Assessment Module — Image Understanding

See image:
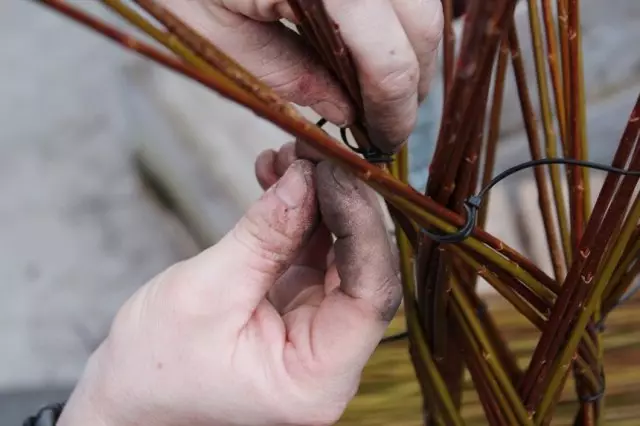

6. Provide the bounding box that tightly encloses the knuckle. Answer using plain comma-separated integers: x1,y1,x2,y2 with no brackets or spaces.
363,58,420,147
374,273,403,322
423,0,444,47
233,212,294,271
367,58,420,106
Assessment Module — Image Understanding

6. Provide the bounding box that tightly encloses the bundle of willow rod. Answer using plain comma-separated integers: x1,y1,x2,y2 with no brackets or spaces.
32,0,640,425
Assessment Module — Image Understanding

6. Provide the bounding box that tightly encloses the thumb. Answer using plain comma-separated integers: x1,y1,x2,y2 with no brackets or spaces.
189,160,319,313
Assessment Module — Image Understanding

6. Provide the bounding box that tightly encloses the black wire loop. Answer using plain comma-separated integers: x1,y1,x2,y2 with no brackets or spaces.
340,127,394,164
376,157,640,345
315,118,393,163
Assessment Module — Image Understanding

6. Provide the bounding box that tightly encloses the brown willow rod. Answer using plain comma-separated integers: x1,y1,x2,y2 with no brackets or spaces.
391,153,464,426
556,0,576,232
521,152,599,426
541,0,568,151
600,226,640,316
97,0,231,80
450,246,598,385
567,0,587,246
451,66,493,215
38,0,560,309
427,0,515,200
455,265,522,382
526,172,640,411
421,50,495,407
478,40,509,229
32,0,236,98
605,226,640,296
522,115,640,411
395,249,465,426
287,0,377,155
508,26,566,282
557,0,572,157
432,11,512,203
432,62,495,405
602,260,640,317
442,0,455,100
519,95,640,406
288,1,350,116
536,192,640,421
389,155,445,423
599,105,640,299
130,0,285,109
462,343,509,426
288,0,361,109
452,302,517,426
527,0,572,267
450,276,532,426
570,0,592,222
418,4,514,385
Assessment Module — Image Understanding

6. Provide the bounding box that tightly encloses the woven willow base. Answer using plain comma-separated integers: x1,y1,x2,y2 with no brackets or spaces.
340,293,640,426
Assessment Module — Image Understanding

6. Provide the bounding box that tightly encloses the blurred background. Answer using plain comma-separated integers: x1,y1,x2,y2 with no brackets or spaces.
1,0,638,423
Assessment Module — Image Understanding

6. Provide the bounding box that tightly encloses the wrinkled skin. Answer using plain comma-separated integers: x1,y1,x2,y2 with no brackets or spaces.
59,148,402,426
58,1,444,424
160,0,443,150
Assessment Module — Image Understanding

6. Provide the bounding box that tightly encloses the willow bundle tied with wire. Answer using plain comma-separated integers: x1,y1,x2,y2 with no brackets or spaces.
32,0,640,424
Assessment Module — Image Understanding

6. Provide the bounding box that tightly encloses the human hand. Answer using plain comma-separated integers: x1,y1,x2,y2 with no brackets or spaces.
159,0,443,150
58,151,401,426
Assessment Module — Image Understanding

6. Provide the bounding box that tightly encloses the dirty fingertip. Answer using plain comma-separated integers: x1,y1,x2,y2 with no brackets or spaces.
273,159,315,208
316,161,359,196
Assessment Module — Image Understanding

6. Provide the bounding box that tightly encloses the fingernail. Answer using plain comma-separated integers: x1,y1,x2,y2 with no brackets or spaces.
311,101,352,127
274,161,309,208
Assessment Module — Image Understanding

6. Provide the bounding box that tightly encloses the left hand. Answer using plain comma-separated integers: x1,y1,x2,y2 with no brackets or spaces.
160,0,444,151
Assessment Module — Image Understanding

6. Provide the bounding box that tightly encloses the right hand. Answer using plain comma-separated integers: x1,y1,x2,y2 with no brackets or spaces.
160,0,443,151
58,145,401,426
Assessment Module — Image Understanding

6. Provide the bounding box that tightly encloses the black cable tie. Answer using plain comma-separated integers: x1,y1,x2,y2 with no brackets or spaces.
422,158,639,245
421,198,480,244
317,127,640,250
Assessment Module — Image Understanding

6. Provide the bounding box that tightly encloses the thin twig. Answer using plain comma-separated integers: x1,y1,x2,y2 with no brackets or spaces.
521,98,640,413
478,39,509,229
442,0,456,100
527,0,572,269
508,25,566,282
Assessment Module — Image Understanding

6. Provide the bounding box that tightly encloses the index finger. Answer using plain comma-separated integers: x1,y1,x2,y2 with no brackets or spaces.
308,161,402,372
